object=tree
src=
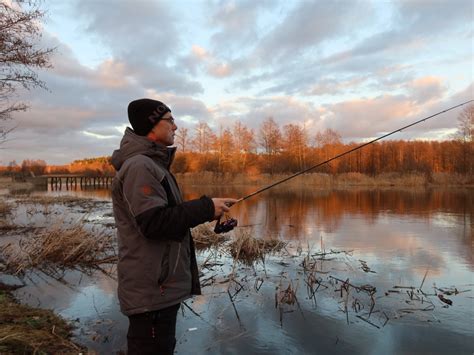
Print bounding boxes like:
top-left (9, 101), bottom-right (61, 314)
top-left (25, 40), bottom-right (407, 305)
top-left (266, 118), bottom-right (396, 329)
top-left (315, 128), bottom-right (342, 173)
top-left (191, 122), bottom-right (215, 154)
top-left (258, 117), bottom-right (281, 155)
top-left (456, 104), bottom-right (473, 143)
top-left (282, 123), bottom-right (308, 171)
top-left (175, 127), bottom-right (189, 153)
top-left (21, 158), bottom-right (46, 176)
top-left (213, 126), bottom-right (234, 172)
top-left (233, 121), bottom-right (256, 171)
top-left (455, 104), bottom-right (473, 174)
top-left (258, 117), bottom-right (282, 174)
top-left (1, 0), bottom-right (54, 143)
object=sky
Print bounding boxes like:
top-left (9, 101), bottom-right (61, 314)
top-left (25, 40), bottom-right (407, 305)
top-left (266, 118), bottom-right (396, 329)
top-left (1, 0), bottom-right (473, 165)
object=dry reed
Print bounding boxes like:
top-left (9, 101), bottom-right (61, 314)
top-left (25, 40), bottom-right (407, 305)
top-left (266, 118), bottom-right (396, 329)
top-left (192, 223), bottom-right (229, 250)
top-left (1, 219), bottom-right (117, 275)
top-left (230, 229), bottom-right (286, 265)
top-left (13, 195), bottom-right (94, 206)
top-left (0, 200), bottom-right (11, 215)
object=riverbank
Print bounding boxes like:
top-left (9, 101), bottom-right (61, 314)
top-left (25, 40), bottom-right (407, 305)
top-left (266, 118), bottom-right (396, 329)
top-left (0, 177), bottom-right (33, 192)
top-left (176, 172), bottom-right (474, 187)
top-left (1, 172), bottom-right (473, 194)
top-left (0, 283), bottom-right (84, 353)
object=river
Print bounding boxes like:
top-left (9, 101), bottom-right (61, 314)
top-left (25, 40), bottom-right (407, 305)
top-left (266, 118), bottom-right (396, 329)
top-left (2, 185), bottom-right (473, 354)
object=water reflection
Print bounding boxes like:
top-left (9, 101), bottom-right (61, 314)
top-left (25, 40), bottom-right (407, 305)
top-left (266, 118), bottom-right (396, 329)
top-left (5, 185), bottom-right (473, 354)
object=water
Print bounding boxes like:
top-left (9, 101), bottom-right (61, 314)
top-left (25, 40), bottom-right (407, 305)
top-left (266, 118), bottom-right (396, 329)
top-left (2, 185), bottom-right (473, 354)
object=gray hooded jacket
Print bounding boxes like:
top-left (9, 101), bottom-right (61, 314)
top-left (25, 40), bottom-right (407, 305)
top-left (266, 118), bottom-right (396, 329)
top-left (111, 128), bottom-right (214, 316)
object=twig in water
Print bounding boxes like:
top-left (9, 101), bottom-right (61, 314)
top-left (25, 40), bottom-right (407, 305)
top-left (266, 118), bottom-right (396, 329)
top-left (356, 315), bottom-right (380, 329)
top-left (227, 289), bottom-right (242, 326)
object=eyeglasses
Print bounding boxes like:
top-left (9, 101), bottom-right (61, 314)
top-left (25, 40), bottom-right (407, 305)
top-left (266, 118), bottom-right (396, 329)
top-left (161, 117), bottom-right (176, 125)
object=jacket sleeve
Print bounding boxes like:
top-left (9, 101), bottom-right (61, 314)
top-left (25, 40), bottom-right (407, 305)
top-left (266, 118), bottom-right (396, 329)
top-left (121, 157), bottom-right (214, 242)
top-left (136, 195), bottom-right (215, 241)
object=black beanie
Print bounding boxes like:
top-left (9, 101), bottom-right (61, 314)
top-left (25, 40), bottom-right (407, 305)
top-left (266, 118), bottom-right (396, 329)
top-left (128, 98), bottom-right (171, 136)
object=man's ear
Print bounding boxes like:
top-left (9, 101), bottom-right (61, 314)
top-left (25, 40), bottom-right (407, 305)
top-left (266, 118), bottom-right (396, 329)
top-left (147, 130), bottom-right (157, 141)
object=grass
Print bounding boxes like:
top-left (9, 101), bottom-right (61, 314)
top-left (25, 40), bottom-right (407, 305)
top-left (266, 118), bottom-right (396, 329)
top-left (0, 285), bottom-right (84, 354)
top-left (1, 219), bottom-right (117, 275)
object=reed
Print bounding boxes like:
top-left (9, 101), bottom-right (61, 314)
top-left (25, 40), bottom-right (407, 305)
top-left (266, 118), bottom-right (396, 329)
top-left (13, 195), bottom-right (92, 205)
top-left (1, 219), bottom-right (117, 275)
top-left (229, 229), bottom-right (286, 265)
top-left (0, 200), bottom-right (11, 215)
top-left (192, 223), bottom-right (229, 250)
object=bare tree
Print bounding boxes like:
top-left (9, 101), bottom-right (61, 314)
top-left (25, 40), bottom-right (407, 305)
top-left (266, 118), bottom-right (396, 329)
top-left (456, 104), bottom-right (473, 174)
top-left (258, 117), bottom-right (281, 154)
top-left (233, 121), bottom-right (256, 170)
top-left (191, 122), bottom-right (215, 153)
top-left (282, 123), bottom-right (308, 171)
top-left (1, 0), bottom-right (54, 143)
top-left (175, 127), bottom-right (189, 153)
top-left (258, 117), bottom-right (282, 173)
top-left (456, 104), bottom-right (473, 143)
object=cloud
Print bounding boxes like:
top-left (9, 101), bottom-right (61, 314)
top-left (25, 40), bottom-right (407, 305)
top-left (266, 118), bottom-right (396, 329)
top-left (256, 1), bottom-right (369, 63)
top-left (323, 81), bottom-right (472, 140)
top-left (73, 0), bottom-right (204, 95)
top-left (178, 45), bottom-right (234, 78)
top-left (208, 0), bottom-right (273, 55)
top-left (3, 0), bottom-right (472, 165)
top-left (408, 76), bottom-right (446, 104)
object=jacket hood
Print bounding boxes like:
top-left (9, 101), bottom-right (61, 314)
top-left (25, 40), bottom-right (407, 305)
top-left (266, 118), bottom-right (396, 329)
top-left (111, 127), bottom-right (176, 171)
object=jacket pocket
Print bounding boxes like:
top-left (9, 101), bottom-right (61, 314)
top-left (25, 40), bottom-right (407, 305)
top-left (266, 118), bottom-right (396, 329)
top-left (157, 243), bottom-right (171, 285)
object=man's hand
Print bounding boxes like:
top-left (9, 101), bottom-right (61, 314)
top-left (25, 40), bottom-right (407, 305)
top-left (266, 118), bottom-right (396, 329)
top-left (211, 198), bottom-right (238, 219)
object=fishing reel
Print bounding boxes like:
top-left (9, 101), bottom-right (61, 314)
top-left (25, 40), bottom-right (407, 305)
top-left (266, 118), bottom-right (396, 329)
top-left (214, 215), bottom-right (238, 234)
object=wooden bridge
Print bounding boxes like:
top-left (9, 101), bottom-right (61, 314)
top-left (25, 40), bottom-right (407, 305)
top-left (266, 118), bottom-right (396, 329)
top-left (37, 175), bottom-right (114, 190)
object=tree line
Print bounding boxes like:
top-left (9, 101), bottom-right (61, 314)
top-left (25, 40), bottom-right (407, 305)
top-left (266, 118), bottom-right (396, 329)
top-left (171, 105), bottom-right (472, 176)
top-left (2, 105), bottom-right (472, 177)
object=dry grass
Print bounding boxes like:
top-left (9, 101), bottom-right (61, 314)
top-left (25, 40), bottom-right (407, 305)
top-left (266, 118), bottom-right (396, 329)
top-left (230, 229), bottom-right (286, 265)
top-left (12, 195), bottom-right (92, 205)
top-left (0, 200), bottom-right (11, 215)
top-left (1, 219), bottom-right (117, 275)
top-left (192, 223), bottom-right (229, 250)
top-left (0, 289), bottom-right (84, 354)
top-left (176, 171), bottom-right (474, 187)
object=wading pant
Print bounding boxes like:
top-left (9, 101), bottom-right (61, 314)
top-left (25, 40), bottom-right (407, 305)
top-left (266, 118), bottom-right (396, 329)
top-left (127, 303), bottom-right (180, 355)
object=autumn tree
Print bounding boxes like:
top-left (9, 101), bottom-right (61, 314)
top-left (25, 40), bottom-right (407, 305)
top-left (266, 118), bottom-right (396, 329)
top-left (315, 128), bottom-right (342, 173)
top-left (233, 121), bottom-right (256, 171)
top-left (258, 117), bottom-right (282, 173)
top-left (21, 158), bottom-right (46, 176)
top-left (0, 0), bottom-right (54, 143)
top-left (214, 126), bottom-right (234, 172)
top-left (191, 122), bottom-right (215, 154)
top-left (282, 123), bottom-right (308, 171)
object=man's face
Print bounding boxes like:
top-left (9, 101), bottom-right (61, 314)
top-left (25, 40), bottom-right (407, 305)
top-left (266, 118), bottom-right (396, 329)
top-left (148, 111), bottom-right (177, 146)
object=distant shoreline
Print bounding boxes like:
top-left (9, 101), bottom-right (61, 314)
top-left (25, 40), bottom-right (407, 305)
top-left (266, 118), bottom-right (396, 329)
top-left (174, 172), bottom-right (474, 188)
top-left (1, 172), bottom-right (473, 193)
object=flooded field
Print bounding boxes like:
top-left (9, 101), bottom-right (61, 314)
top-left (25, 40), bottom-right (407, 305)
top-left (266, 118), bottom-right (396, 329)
top-left (0, 185), bottom-right (473, 354)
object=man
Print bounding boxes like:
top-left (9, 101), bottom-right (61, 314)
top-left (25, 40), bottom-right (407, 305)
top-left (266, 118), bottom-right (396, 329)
top-left (111, 98), bottom-right (237, 354)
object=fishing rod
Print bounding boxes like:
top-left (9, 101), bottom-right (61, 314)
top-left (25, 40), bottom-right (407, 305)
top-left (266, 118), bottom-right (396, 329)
top-left (237, 99), bottom-right (473, 203)
top-left (214, 99), bottom-right (473, 233)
